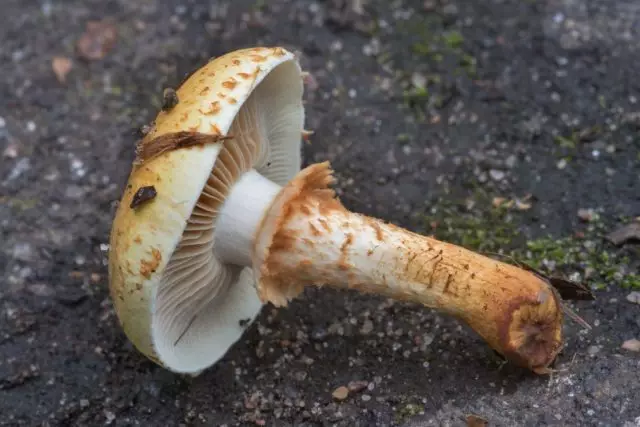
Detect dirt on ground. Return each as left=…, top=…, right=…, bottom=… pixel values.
left=1, top=0, right=639, bottom=426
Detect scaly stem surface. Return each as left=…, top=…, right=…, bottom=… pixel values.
left=253, top=162, right=564, bottom=373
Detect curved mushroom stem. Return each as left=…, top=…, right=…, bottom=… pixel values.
left=251, top=162, right=564, bottom=374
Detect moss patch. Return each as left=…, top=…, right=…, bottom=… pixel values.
left=394, top=402, right=425, bottom=424
left=388, top=13, right=477, bottom=118
left=423, top=193, right=640, bottom=290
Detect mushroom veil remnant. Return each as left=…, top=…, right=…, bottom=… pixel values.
left=109, top=46, right=593, bottom=376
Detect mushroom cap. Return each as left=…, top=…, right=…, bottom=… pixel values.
left=108, top=47, right=304, bottom=373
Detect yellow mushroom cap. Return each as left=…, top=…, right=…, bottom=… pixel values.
left=108, top=47, right=304, bottom=373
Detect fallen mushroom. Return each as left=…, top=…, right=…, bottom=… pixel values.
left=109, top=46, right=588, bottom=375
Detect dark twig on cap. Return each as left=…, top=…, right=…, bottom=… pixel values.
left=134, top=131, right=233, bottom=165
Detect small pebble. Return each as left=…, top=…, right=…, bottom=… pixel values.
left=577, top=208, right=596, bottom=222
left=557, top=158, right=567, bottom=169
left=348, top=380, right=368, bottom=392
left=2, top=145, right=18, bottom=159
left=6, top=158, right=30, bottom=181
left=360, top=319, right=374, bottom=335
left=332, top=386, right=349, bottom=401
left=489, top=169, right=505, bottom=181
left=626, top=292, right=640, bottom=304
left=621, top=339, right=640, bottom=352
left=587, top=345, right=600, bottom=356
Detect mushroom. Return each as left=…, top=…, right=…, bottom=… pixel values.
left=109, top=46, right=592, bottom=375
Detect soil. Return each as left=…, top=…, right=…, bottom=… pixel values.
left=1, top=0, right=639, bottom=426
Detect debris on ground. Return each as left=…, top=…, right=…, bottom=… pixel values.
left=606, top=222, right=640, bottom=246
left=466, top=414, right=489, bottom=426
left=491, top=194, right=532, bottom=211
left=76, top=20, right=117, bottom=60
left=332, top=386, right=349, bottom=401
left=577, top=208, right=597, bottom=222
left=51, top=56, right=73, bottom=83
left=627, top=292, right=640, bottom=305
left=621, top=339, right=640, bottom=352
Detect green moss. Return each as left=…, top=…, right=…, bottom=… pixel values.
left=554, top=126, right=601, bottom=152
left=554, top=135, right=577, bottom=149
left=522, top=236, right=640, bottom=289
left=598, top=95, right=607, bottom=109
left=403, top=86, right=429, bottom=104
left=460, top=54, right=477, bottom=76
left=395, top=403, right=424, bottom=423
left=443, top=31, right=464, bottom=49
left=0, top=197, right=38, bottom=211
left=423, top=194, right=640, bottom=290
left=396, top=133, right=411, bottom=143
left=253, top=0, right=266, bottom=11
left=396, top=14, right=477, bottom=118
left=411, top=42, right=432, bottom=56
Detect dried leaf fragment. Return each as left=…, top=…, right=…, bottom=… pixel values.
left=52, top=56, right=73, bottom=83
left=130, top=186, right=157, bottom=209
left=76, top=21, right=117, bottom=61
left=605, top=222, right=640, bottom=246
left=134, top=131, right=232, bottom=165
left=302, top=129, right=314, bottom=143
left=514, top=194, right=533, bottom=211
left=519, top=261, right=595, bottom=301
left=492, top=197, right=511, bottom=209
left=466, top=414, right=488, bottom=427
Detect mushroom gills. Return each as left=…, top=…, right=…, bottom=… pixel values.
left=151, top=71, right=301, bottom=369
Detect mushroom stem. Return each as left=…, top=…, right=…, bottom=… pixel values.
left=214, top=169, right=281, bottom=267
left=251, top=162, right=564, bottom=373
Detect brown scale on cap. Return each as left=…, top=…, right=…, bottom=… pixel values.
left=199, top=101, right=221, bottom=115
left=139, top=248, right=162, bottom=279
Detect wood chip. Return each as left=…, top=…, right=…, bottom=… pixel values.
left=52, top=56, right=72, bottom=83
left=605, top=222, right=640, bottom=246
